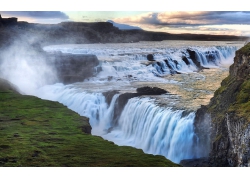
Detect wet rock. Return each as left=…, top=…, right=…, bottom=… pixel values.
left=110, top=87, right=168, bottom=126
left=147, top=54, right=155, bottom=61
left=182, top=56, right=190, bottom=65
left=180, top=157, right=210, bottom=167
left=136, top=86, right=168, bottom=95
left=102, top=90, right=120, bottom=106
left=45, top=53, right=101, bottom=84
left=187, top=49, right=209, bottom=71
left=193, top=43, right=250, bottom=166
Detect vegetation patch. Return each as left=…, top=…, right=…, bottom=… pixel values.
left=228, top=79, right=250, bottom=121
left=238, top=42, right=250, bottom=55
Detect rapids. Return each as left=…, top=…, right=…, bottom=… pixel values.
left=34, top=40, right=244, bottom=163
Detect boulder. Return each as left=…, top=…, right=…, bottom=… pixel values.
left=45, top=52, right=101, bottom=84
left=147, top=54, right=155, bottom=61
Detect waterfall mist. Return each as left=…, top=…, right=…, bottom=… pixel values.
left=0, top=36, right=58, bottom=95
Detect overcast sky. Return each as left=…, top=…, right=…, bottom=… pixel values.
left=1, top=1, right=250, bottom=36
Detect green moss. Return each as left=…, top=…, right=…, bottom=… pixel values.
left=213, top=76, right=232, bottom=98
left=0, top=90, right=180, bottom=167
left=238, top=42, right=250, bottom=55
left=228, top=79, right=250, bottom=121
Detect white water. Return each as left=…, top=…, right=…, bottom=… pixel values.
left=103, top=97, right=198, bottom=163
left=44, top=41, right=239, bottom=82
left=33, top=41, right=244, bottom=163
left=36, top=84, right=198, bottom=163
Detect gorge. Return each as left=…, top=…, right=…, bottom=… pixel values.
left=1, top=15, right=250, bottom=167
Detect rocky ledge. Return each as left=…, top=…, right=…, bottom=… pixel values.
left=103, top=86, right=168, bottom=127
left=45, top=51, right=101, bottom=84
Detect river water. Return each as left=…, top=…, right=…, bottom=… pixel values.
left=34, top=40, right=244, bottom=163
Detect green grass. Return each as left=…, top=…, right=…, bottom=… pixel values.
left=0, top=89, right=180, bottom=167
left=237, top=42, right=250, bottom=55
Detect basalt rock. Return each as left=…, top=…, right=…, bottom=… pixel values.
left=136, top=86, right=168, bottom=94
left=45, top=52, right=101, bottom=84
left=103, top=87, right=168, bottom=126
left=187, top=49, right=209, bottom=71
left=193, top=42, right=250, bottom=167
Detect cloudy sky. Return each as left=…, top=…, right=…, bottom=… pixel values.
left=1, top=1, right=250, bottom=36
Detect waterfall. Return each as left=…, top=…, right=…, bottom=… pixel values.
left=36, top=84, right=201, bottom=163
left=103, top=97, right=199, bottom=163
left=34, top=41, right=242, bottom=164
left=44, top=44, right=238, bottom=81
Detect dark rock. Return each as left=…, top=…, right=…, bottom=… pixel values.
left=136, top=86, right=168, bottom=95
left=164, top=59, right=182, bottom=75
left=82, top=125, right=91, bottom=134
left=182, top=56, right=190, bottom=65
left=187, top=49, right=209, bottom=71
left=0, top=14, right=17, bottom=26
left=102, top=90, right=120, bottom=106
left=193, top=43, right=250, bottom=167
left=147, top=54, right=155, bottom=61
left=45, top=53, right=101, bottom=84
left=110, top=87, right=168, bottom=126
left=180, top=157, right=210, bottom=167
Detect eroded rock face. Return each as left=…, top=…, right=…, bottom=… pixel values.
left=103, top=86, right=168, bottom=126
left=193, top=43, right=250, bottom=167
left=45, top=52, right=101, bottom=84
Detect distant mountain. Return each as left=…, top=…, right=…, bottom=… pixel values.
left=107, top=20, right=142, bottom=30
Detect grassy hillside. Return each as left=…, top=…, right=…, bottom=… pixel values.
left=0, top=78, right=180, bottom=167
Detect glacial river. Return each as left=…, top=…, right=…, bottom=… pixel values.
left=33, top=40, right=244, bottom=163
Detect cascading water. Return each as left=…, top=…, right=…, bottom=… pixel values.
left=44, top=42, right=237, bottom=80
left=103, top=97, right=199, bottom=163
left=37, top=84, right=204, bottom=163
left=33, top=41, right=244, bottom=164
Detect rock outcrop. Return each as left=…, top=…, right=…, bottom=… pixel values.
left=45, top=52, right=101, bottom=84
left=0, top=14, right=17, bottom=26
left=193, top=42, right=250, bottom=167
left=103, top=87, right=168, bottom=126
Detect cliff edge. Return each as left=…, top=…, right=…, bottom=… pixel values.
left=194, top=42, right=250, bottom=167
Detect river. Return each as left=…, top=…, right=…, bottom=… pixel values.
left=33, top=40, right=244, bottom=163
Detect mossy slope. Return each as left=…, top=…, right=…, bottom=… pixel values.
left=0, top=81, right=179, bottom=167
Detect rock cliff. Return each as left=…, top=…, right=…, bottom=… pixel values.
left=194, top=42, right=250, bottom=167
left=45, top=52, right=101, bottom=84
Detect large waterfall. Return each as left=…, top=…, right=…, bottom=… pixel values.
left=37, top=83, right=203, bottom=163
left=33, top=41, right=243, bottom=164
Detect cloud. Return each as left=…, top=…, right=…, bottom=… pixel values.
left=114, top=11, right=250, bottom=26
left=0, top=11, right=69, bottom=20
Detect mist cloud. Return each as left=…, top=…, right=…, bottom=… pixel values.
left=0, top=36, right=58, bottom=95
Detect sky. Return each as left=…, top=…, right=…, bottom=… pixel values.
left=1, top=0, right=250, bottom=36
